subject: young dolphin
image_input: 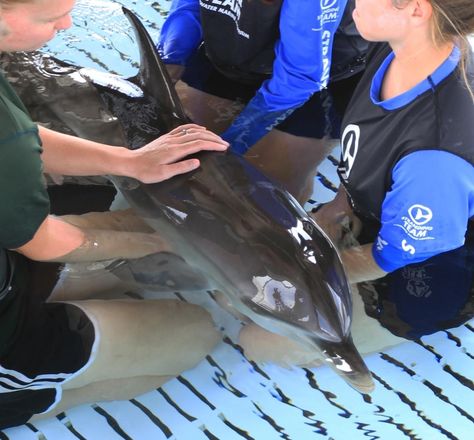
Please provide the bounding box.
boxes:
[0,8,375,393]
[115,8,374,393]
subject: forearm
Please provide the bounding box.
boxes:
[40,126,132,177]
[59,210,154,233]
[340,243,387,284]
[223,92,295,154]
[49,228,170,263]
[311,186,360,247]
[15,215,169,263]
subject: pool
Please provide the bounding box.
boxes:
[1,1,473,438]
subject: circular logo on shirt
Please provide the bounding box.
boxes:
[321,0,338,10]
[340,124,360,179]
[408,204,433,226]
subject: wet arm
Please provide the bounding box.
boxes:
[340,150,474,284]
[340,244,387,284]
[40,126,132,177]
[40,124,228,183]
[312,188,387,283]
[224,0,348,153]
[14,215,170,263]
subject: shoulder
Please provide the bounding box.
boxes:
[0,76,37,143]
[279,0,346,30]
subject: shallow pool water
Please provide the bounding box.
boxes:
[1,1,473,439]
[45,0,171,76]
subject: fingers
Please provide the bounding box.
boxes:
[169,131,228,149]
[154,135,228,167]
[167,124,209,137]
[168,124,227,143]
[154,158,201,182]
[134,125,229,183]
[168,131,228,147]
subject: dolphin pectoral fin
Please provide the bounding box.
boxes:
[107,252,212,292]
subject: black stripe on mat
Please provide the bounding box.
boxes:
[176,376,216,410]
[56,413,87,440]
[130,398,173,438]
[93,404,133,440]
[371,372,458,440]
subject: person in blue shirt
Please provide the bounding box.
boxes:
[239,0,474,363]
[157,0,368,202]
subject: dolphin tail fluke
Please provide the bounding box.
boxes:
[122,7,189,127]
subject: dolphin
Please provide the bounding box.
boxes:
[0,8,375,393]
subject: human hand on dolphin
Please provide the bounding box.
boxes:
[129,124,229,184]
[15,124,227,265]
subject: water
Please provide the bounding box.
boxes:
[45,0,172,76]
[2,1,473,438]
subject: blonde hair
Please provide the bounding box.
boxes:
[393,0,474,99]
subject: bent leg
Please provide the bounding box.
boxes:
[47,262,131,301]
[63,299,220,389]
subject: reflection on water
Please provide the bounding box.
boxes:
[45,0,172,76]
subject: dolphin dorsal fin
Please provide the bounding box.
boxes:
[122,7,188,125]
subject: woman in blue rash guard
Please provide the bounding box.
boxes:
[239,0,474,362]
[157,0,368,203]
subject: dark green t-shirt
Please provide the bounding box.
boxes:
[0,71,50,250]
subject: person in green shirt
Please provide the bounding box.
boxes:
[0,0,228,429]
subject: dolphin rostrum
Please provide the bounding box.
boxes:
[0,8,375,393]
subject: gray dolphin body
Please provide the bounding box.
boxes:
[0,8,374,393]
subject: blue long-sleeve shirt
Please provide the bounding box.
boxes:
[158,0,348,153]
